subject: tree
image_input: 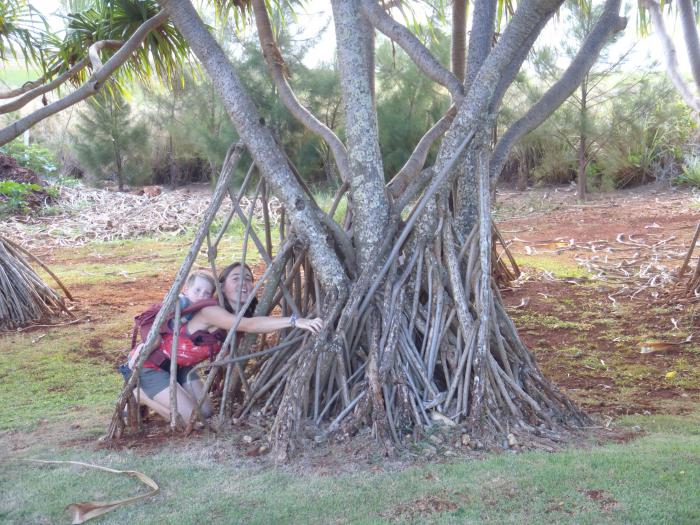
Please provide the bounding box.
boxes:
[641,0,700,119]
[71,90,149,189]
[0,0,627,462]
[512,3,630,199]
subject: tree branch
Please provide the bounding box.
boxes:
[489,15,550,114]
[0,77,47,100]
[161,0,348,291]
[0,11,168,146]
[490,0,626,183]
[0,64,63,99]
[359,0,464,102]
[465,0,496,93]
[642,0,700,113]
[88,39,124,69]
[678,0,700,91]
[0,58,88,115]
[386,105,456,200]
[251,0,350,183]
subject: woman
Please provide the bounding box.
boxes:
[134,262,323,423]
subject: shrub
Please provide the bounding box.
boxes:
[0,180,42,215]
[0,141,57,177]
[676,157,700,188]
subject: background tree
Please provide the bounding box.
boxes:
[71,89,149,189]
[641,0,700,119]
[536,2,631,200]
[499,54,693,192]
[376,28,451,179]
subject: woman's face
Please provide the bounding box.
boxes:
[222,266,254,309]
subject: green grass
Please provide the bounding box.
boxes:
[314,190,349,224]
[37,230,271,286]
[2,414,699,524]
[515,254,592,279]
[0,320,125,430]
[516,312,593,331]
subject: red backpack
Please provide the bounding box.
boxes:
[130,298,221,368]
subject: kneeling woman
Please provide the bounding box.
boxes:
[133,262,323,422]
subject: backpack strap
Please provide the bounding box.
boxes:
[130,324,139,350]
[179,297,221,318]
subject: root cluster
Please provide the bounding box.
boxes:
[108,147,589,459]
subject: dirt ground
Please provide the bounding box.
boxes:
[496,184,700,418]
[5,184,700,463]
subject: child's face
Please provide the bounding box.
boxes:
[183,276,214,302]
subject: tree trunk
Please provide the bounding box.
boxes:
[577,79,588,201]
[516,154,528,191]
[453,0,497,237]
[114,138,124,191]
[106,0,601,460]
[452,0,467,82]
[331,0,389,272]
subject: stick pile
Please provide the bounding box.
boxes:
[508,229,692,302]
[1,184,283,250]
[0,235,73,331]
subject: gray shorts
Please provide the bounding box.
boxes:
[138,366,195,398]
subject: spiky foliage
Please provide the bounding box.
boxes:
[41,0,191,88]
[0,0,47,64]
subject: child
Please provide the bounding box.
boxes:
[128,271,216,369]
[169,271,216,330]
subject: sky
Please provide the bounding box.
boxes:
[25,0,693,74]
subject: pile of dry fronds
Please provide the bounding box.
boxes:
[0,235,73,331]
[1,184,282,250]
[507,228,692,302]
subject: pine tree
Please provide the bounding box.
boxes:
[71,90,149,190]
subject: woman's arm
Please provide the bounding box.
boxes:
[195,305,323,334]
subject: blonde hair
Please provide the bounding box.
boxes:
[186,270,215,290]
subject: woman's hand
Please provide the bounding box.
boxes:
[296,317,324,334]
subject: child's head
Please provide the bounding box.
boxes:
[183,271,215,303]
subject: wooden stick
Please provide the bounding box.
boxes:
[169,300,181,431]
[678,220,700,278]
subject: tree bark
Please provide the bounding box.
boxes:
[465,0,496,93]
[577,79,588,201]
[331,0,390,272]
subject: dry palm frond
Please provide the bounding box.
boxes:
[1,184,283,250]
[0,235,73,331]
